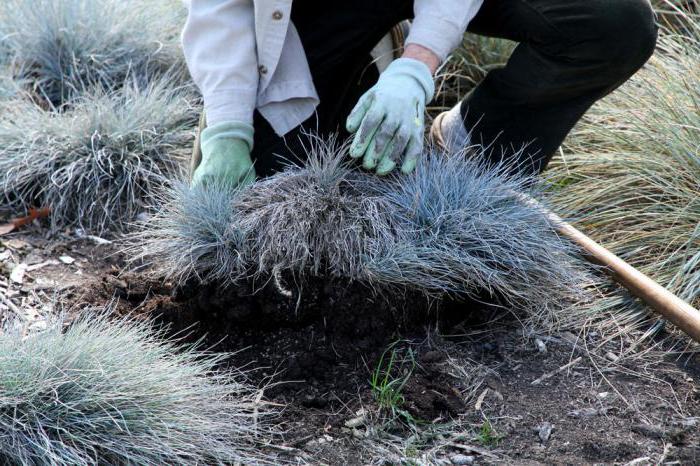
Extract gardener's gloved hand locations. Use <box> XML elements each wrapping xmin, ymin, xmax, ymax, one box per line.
<box><xmin>191</xmin><ymin>121</ymin><xmax>256</xmax><ymax>188</ymax></box>
<box><xmin>346</xmin><ymin>58</ymin><xmax>435</xmax><ymax>175</ymax></box>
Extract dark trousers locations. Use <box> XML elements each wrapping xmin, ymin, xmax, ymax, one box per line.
<box><xmin>251</xmin><ymin>0</ymin><xmax>658</xmax><ymax>177</ymax></box>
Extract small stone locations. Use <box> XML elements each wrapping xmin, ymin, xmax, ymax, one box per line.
<box><xmin>10</xmin><ymin>263</ymin><xmax>27</xmax><ymax>284</ymax></box>
<box><xmin>569</xmin><ymin>407</ymin><xmax>602</xmax><ymax>418</ymax></box>
<box><xmin>59</xmin><ymin>255</ymin><xmax>75</xmax><ymax>265</ymax></box>
<box><xmin>345</xmin><ymin>414</ymin><xmax>367</xmax><ymax>429</ymax></box>
<box><xmin>537</xmin><ymin>422</ymin><xmax>554</xmax><ymax>442</ymax></box>
<box><xmin>449</xmin><ymin>454</ymin><xmax>474</xmax><ymax>465</ymax></box>
<box><xmin>535</xmin><ymin>338</ymin><xmax>547</xmax><ymax>354</ymax></box>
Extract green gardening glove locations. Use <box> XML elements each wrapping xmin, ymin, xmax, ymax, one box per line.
<box><xmin>346</xmin><ymin>58</ymin><xmax>435</xmax><ymax>175</ymax></box>
<box><xmin>191</xmin><ymin>121</ymin><xmax>256</xmax><ymax>188</ymax></box>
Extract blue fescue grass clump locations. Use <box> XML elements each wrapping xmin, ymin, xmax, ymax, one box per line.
<box><xmin>0</xmin><ymin>0</ymin><xmax>186</xmax><ymax>107</ymax></box>
<box><xmin>135</xmin><ymin>180</ymin><xmax>251</xmax><ymax>285</ymax></box>
<box><xmin>363</xmin><ymin>154</ymin><xmax>589</xmax><ymax>310</ymax></box>
<box><xmin>0</xmin><ymin>0</ymin><xmax>195</xmax><ymax>234</ymax></box>
<box><xmin>0</xmin><ymin>313</ymin><xmax>278</xmax><ymax>466</ymax></box>
<box><xmin>133</xmin><ymin>141</ymin><xmax>591</xmax><ymax>315</ymax></box>
<box><xmin>0</xmin><ymin>78</ymin><xmax>197</xmax><ymax>234</ymax></box>
<box><xmin>132</xmin><ymin>143</ymin><xmax>396</xmax><ymax>285</ymax></box>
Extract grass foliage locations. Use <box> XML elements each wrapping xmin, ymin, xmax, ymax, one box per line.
<box><xmin>370</xmin><ymin>341</ymin><xmax>417</xmax><ymax>425</ymax></box>
<box><xmin>133</xmin><ymin>140</ymin><xmax>591</xmax><ymax>316</ymax></box>
<box><xmin>358</xmin><ymin>337</ymin><xmax>496</xmax><ymax>465</ymax></box>
<box><xmin>362</xmin><ymin>152</ymin><xmax>591</xmax><ymax>315</ymax></box>
<box><xmin>0</xmin><ymin>0</ymin><xmax>194</xmax><ymax>234</ymax></box>
<box><xmin>0</xmin><ymin>79</ymin><xmax>197</xmax><ymax>233</ymax></box>
<box><xmin>475</xmin><ymin>418</ymin><xmax>504</xmax><ymax>447</ymax></box>
<box><xmin>0</xmin><ymin>0</ymin><xmax>186</xmax><ymax>107</ymax></box>
<box><xmin>548</xmin><ymin>14</ymin><xmax>700</xmax><ymax>328</ymax></box>
<box><xmin>0</xmin><ymin>313</ymin><xmax>277</xmax><ymax>465</ymax></box>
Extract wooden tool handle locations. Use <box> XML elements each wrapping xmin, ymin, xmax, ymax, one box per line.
<box><xmin>521</xmin><ymin>193</ymin><xmax>700</xmax><ymax>343</ymax></box>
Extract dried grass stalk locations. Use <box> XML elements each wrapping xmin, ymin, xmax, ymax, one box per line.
<box><xmin>547</xmin><ymin>13</ymin><xmax>699</xmax><ymax>331</ymax></box>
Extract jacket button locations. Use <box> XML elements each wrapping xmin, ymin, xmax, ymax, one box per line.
<box><xmin>272</xmin><ymin>10</ymin><xmax>283</xmax><ymax>20</ymax></box>
<box><xmin>259</xmin><ymin>65</ymin><xmax>268</xmax><ymax>75</ymax></box>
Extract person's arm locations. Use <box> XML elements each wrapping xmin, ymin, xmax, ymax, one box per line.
<box><xmin>407</xmin><ymin>0</ymin><xmax>484</xmax><ymax>67</ymax></box>
<box><xmin>182</xmin><ymin>0</ymin><xmax>258</xmax><ymax>127</ymax></box>
<box><xmin>402</xmin><ymin>43</ymin><xmax>441</xmax><ymax>75</ymax></box>
<box><xmin>182</xmin><ymin>0</ymin><xmax>258</xmax><ymax>187</ymax></box>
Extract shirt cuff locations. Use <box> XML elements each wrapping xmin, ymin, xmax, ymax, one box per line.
<box><xmin>203</xmin><ymin>87</ymin><xmax>257</xmax><ymax>127</ymax></box>
<box><xmin>405</xmin><ymin>14</ymin><xmax>464</xmax><ymax>62</ymax></box>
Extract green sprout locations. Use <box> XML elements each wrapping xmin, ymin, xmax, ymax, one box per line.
<box><xmin>370</xmin><ymin>341</ymin><xmax>419</xmax><ymax>426</ymax></box>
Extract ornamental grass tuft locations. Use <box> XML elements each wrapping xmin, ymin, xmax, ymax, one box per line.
<box><xmin>0</xmin><ymin>313</ymin><xmax>279</xmax><ymax>466</ymax></box>
<box><xmin>0</xmin><ymin>0</ymin><xmax>186</xmax><ymax>107</ymax></box>
<box><xmin>0</xmin><ymin>79</ymin><xmax>197</xmax><ymax>234</ymax></box>
<box><xmin>132</xmin><ymin>140</ymin><xmax>592</xmax><ymax>318</ymax></box>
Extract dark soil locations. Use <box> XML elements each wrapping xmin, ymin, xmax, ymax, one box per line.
<box><xmin>64</xmin><ymin>266</ymin><xmax>700</xmax><ymax>465</ymax></box>
<box><xmin>70</xmin><ymin>270</ymin><xmax>497</xmax><ymax>424</ymax></box>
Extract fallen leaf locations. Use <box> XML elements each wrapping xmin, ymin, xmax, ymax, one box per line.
<box><xmin>536</xmin><ymin>422</ymin><xmax>554</xmax><ymax>442</ymax></box>
<box><xmin>4</xmin><ymin>239</ymin><xmax>29</xmax><ymax>250</ymax></box>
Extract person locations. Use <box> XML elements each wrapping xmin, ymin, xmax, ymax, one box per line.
<box><xmin>182</xmin><ymin>0</ymin><xmax>658</xmax><ymax>187</ymax></box>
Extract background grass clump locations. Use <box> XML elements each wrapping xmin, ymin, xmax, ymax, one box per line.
<box><xmin>0</xmin><ymin>0</ymin><xmax>195</xmax><ymax>234</ymax></box>
<box><xmin>546</xmin><ymin>12</ymin><xmax>700</xmax><ymax>330</ymax></box>
<box><xmin>0</xmin><ymin>79</ymin><xmax>197</xmax><ymax>233</ymax></box>
<box><xmin>432</xmin><ymin>34</ymin><xmax>514</xmax><ymax>115</ymax></box>
<box><xmin>0</xmin><ymin>0</ymin><xmax>186</xmax><ymax>107</ymax></box>
<box><xmin>0</xmin><ymin>313</ymin><xmax>278</xmax><ymax>466</ymax></box>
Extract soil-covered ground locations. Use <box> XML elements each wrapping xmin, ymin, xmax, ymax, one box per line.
<box><xmin>2</xmin><ymin>224</ymin><xmax>699</xmax><ymax>465</ymax></box>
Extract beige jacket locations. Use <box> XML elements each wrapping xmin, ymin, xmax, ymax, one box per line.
<box><xmin>182</xmin><ymin>0</ymin><xmax>483</xmax><ymax>135</ymax></box>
